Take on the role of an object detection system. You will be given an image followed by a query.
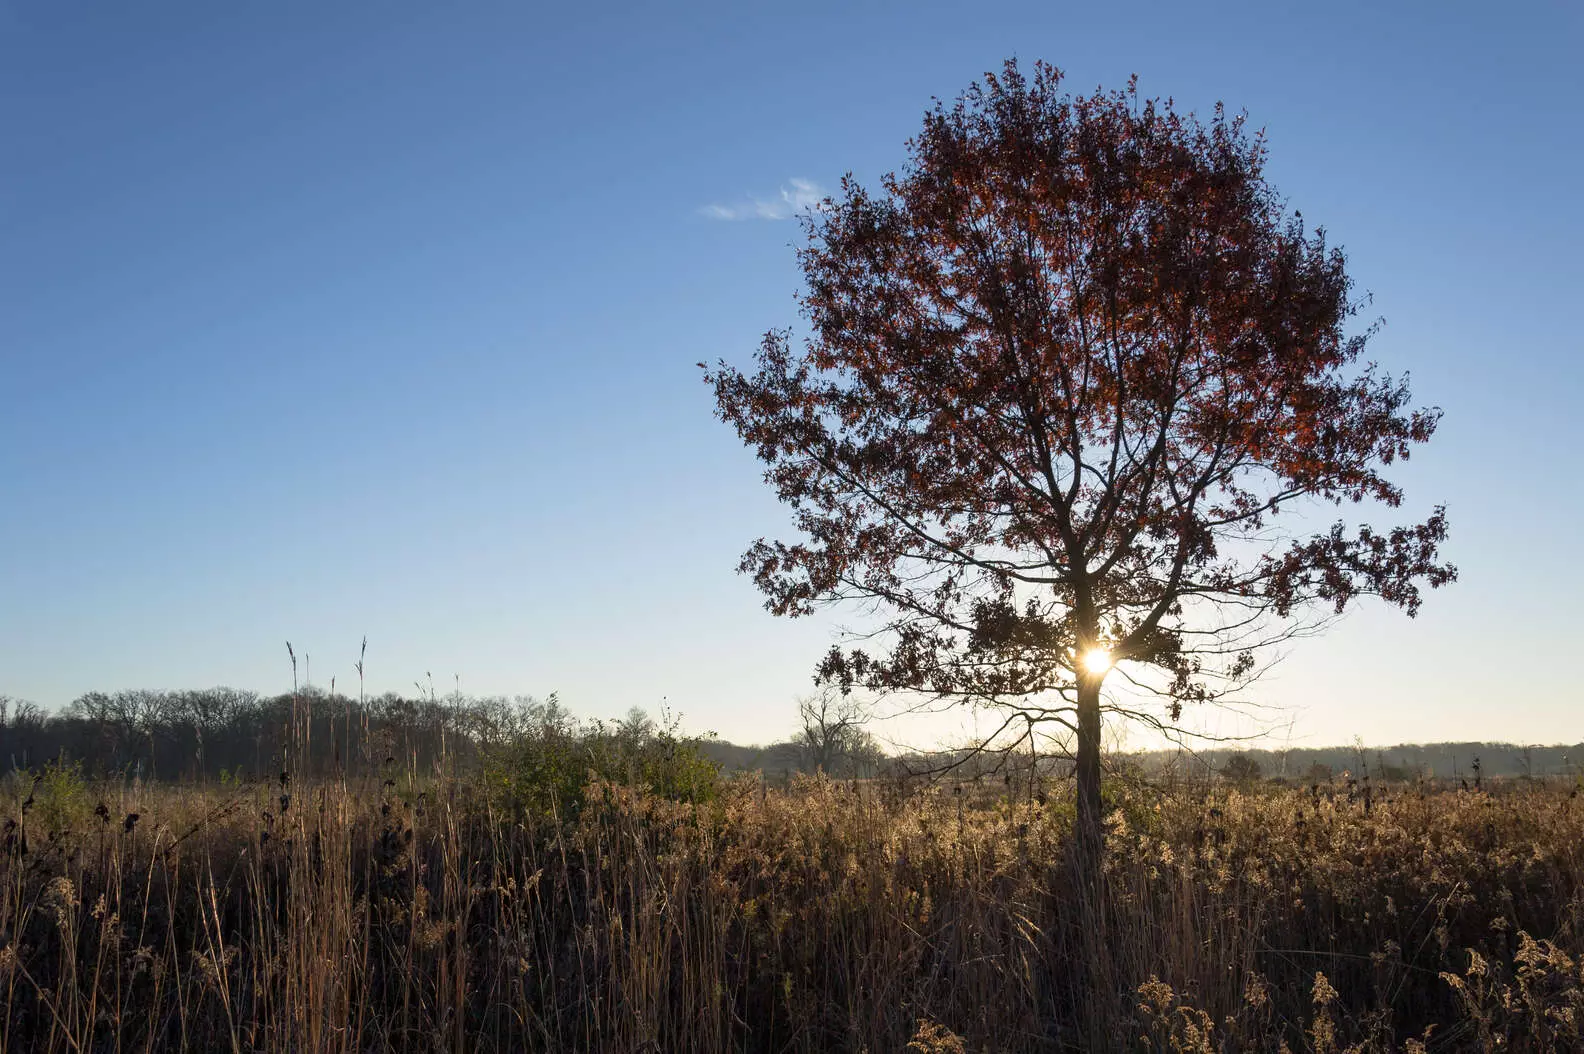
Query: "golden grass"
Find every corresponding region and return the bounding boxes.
[1,768,1580,1051]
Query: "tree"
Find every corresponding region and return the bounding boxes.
[1220,752,1262,784]
[706,61,1454,871]
[796,688,877,775]
[616,707,657,742]
[0,696,45,731]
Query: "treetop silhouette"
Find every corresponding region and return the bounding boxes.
[706,60,1454,857]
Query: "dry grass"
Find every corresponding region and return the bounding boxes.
[0,767,1580,1052]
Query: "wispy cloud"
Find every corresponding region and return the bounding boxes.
[700,178,826,221]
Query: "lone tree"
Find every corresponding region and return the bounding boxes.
[796,687,877,776]
[1220,752,1263,785]
[706,61,1453,865]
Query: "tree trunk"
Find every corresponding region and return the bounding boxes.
[1073,671,1110,1040]
[1074,674,1103,876]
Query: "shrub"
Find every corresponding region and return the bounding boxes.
[33,754,92,832]
[480,703,720,819]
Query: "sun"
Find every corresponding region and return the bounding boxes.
[1080,648,1113,675]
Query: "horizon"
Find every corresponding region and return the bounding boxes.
[5,1,1582,749]
[7,680,1583,756]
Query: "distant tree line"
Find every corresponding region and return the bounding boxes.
[1160,742,1584,784]
[0,688,573,782]
[3,689,1571,787]
[0,689,886,784]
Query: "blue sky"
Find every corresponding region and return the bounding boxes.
[3,0,1580,748]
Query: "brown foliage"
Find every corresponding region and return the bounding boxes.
[706,60,1453,854]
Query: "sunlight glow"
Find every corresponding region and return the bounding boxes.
[1081,648,1113,675]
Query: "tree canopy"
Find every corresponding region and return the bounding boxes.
[706,61,1454,852]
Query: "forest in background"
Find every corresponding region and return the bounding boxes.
[1,688,1575,785]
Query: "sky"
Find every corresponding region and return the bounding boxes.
[3,0,1581,750]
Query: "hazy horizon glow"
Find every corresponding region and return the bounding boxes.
[3,1,1581,749]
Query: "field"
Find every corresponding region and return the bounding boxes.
[2,760,1581,1052]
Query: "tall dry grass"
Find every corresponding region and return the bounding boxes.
[0,765,1580,1051]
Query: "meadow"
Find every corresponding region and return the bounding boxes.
[1,744,1580,1052]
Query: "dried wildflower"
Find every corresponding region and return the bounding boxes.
[906,1019,966,1054]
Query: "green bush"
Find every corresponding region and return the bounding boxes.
[586,709,721,804]
[479,702,720,820]
[36,755,92,833]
